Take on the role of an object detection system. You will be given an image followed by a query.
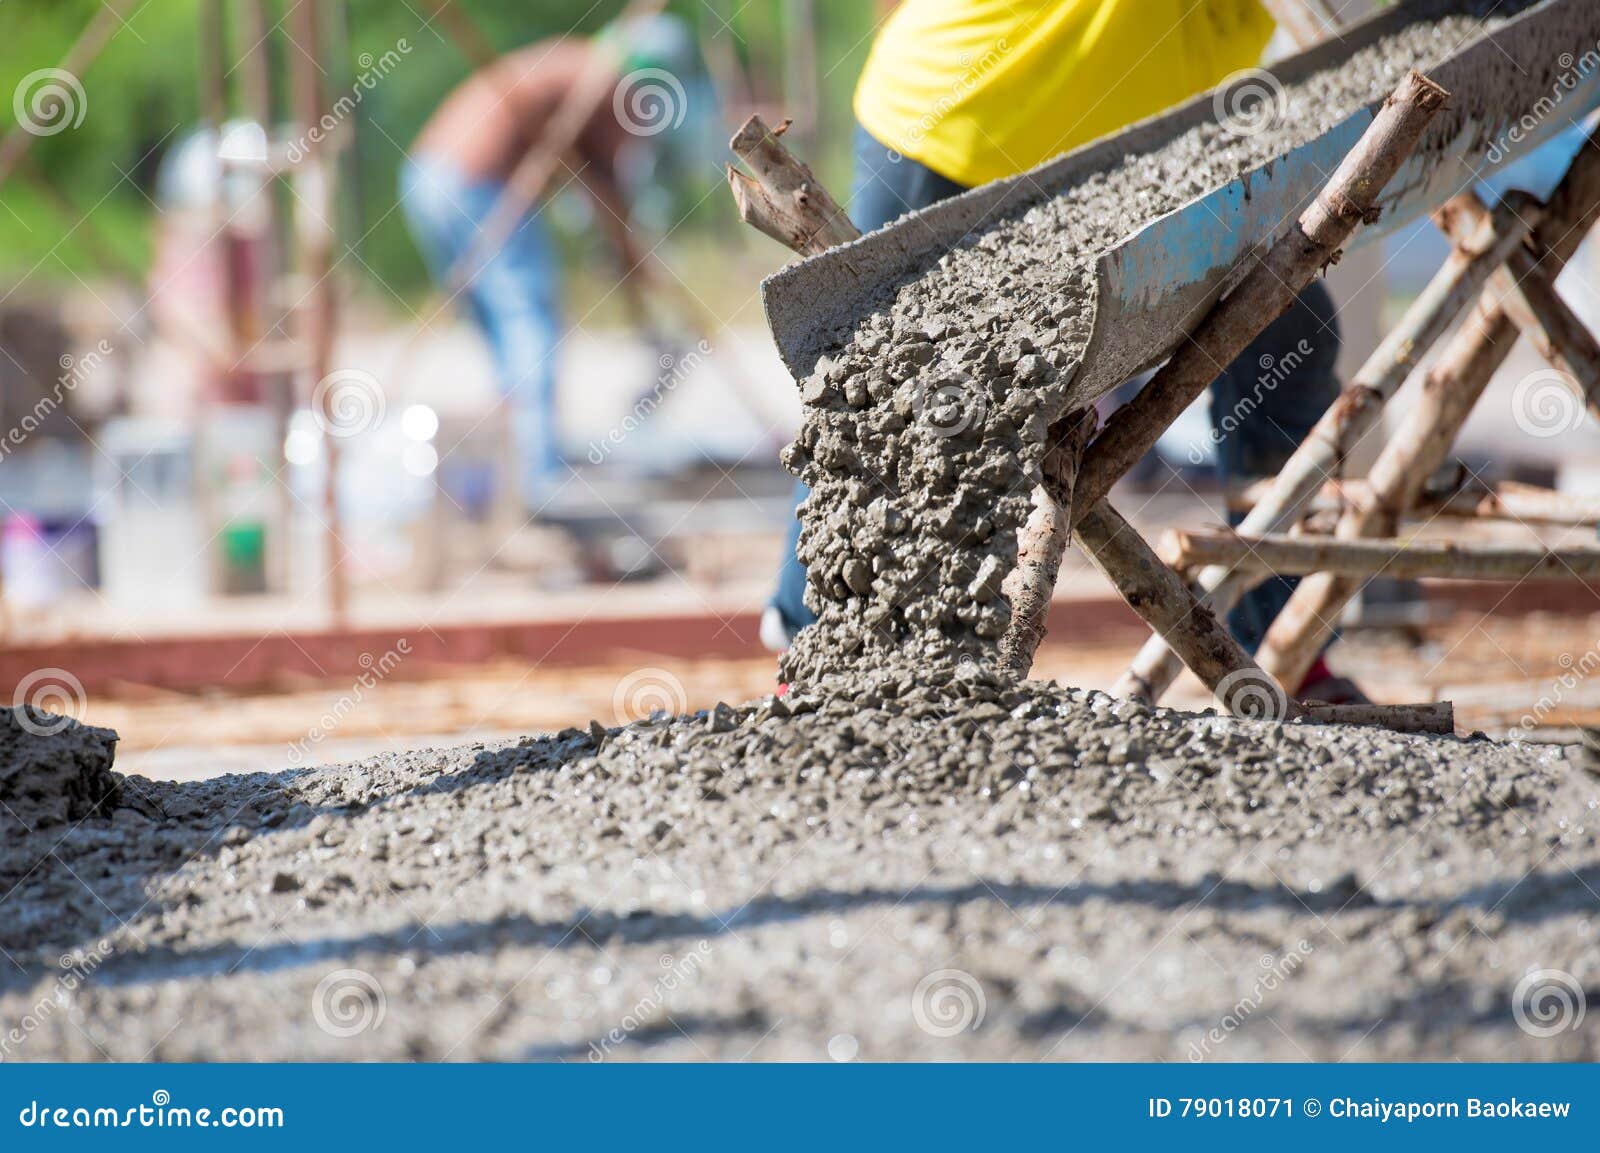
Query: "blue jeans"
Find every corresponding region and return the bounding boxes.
[771,126,1341,659]
[400,155,564,507]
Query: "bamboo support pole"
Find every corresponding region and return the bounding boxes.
[427,0,500,69]
[1071,71,1449,524]
[727,115,859,256]
[997,409,1097,674]
[1439,193,1600,414]
[1163,527,1600,582]
[1255,129,1600,688]
[1226,477,1600,529]
[1470,480,1600,527]
[0,0,141,188]
[291,0,348,624]
[1075,505,1303,720]
[1300,701,1454,735]
[1116,191,1532,702]
[780,0,821,152]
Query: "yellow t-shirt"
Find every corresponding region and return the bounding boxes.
[855,0,1275,188]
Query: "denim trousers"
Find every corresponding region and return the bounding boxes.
[400,155,565,507]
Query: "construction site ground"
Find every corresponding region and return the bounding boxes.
[89,603,1600,783]
[6,602,1599,1062]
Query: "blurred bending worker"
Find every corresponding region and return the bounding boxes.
[764,0,1359,702]
[401,19,689,510]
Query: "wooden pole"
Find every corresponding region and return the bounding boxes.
[997,408,1096,674]
[1301,700,1453,735]
[1163,527,1600,582]
[1255,128,1600,688]
[1116,191,1532,702]
[699,0,756,126]
[781,0,821,153]
[1075,504,1303,719]
[727,114,859,256]
[1070,70,1450,524]
[0,0,141,188]
[1436,191,1600,413]
[1226,476,1600,529]
[426,0,500,69]
[291,0,349,624]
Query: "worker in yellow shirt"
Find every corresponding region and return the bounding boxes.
[764,0,1358,701]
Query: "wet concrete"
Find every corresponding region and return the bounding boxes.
[1,707,119,833]
[2,680,1597,1060]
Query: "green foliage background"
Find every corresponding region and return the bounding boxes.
[0,0,875,300]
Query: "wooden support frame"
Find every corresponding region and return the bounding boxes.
[1071,70,1448,710]
[1255,128,1600,689]
[1117,191,1534,702]
[1075,504,1303,720]
[1443,194,1600,413]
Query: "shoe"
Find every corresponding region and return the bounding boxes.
[760,605,795,653]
